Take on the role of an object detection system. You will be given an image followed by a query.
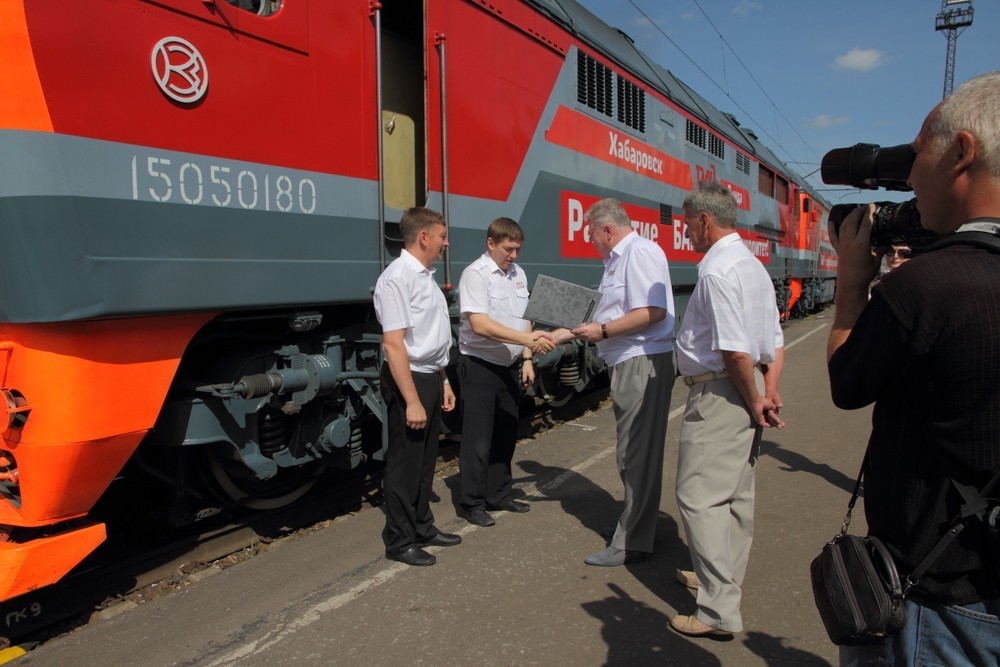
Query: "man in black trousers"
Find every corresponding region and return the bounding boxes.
[457,218,553,527]
[374,207,461,566]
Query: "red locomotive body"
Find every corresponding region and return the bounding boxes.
[0,0,832,608]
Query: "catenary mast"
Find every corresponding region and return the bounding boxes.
[935,0,974,99]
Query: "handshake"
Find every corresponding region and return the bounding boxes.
[525,330,556,356]
[520,326,587,356]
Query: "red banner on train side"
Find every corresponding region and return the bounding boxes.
[722,180,751,211]
[669,216,771,264]
[546,106,693,191]
[693,165,751,213]
[561,191,670,260]
[739,230,772,264]
[561,191,770,264]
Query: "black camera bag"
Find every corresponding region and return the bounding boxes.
[812,445,1000,646]
[811,532,906,645]
[810,460,907,646]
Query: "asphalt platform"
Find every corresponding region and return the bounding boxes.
[16,311,872,666]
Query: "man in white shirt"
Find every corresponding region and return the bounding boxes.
[556,198,676,566]
[373,207,459,567]
[457,218,554,527]
[670,181,785,638]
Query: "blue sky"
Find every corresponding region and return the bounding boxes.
[574,0,997,206]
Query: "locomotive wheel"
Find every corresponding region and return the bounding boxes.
[207,455,324,511]
[544,389,576,408]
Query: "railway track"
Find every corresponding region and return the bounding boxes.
[0,386,608,650]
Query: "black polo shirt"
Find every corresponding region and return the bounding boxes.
[829,239,1000,605]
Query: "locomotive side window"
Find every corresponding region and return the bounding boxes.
[149,0,302,47]
[225,0,281,16]
[775,174,789,204]
[758,164,775,197]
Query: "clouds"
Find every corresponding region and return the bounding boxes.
[811,114,849,129]
[831,48,885,72]
[733,1,763,17]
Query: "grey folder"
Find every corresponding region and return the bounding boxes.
[523,274,602,329]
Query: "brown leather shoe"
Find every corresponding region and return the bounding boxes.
[675,569,699,590]
[669,614,733,639]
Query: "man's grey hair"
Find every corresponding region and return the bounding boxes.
[585,198,632,228]
[930,70,1000,177]
[683,180,738,228]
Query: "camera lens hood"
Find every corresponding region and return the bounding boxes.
[821,143,915,191]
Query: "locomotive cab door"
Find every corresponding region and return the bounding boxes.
[378,0,426,212]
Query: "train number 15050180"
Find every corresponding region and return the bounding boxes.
[130,154,317,214]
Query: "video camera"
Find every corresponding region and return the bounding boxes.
[821,143,939,249]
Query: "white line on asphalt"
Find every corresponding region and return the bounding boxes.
[204,319,830,665]
[563,423,598,431]
[783,320,829,352]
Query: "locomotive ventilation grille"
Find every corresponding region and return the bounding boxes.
[577,51,613,117]
[686,119,726,161]
[659,204,673,226]
[577,51,646,133]
[736,151,752,175]
[616,77,646,133]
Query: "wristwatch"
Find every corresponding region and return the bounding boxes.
[601,323,608,339]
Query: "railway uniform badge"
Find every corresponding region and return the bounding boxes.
[151,36,209,104]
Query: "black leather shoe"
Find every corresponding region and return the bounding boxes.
[487,499,530,513]
[420,532,462,547]
[465,508,496,527]
[386,545,436,566]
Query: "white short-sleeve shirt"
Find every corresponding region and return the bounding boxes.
[458,253,531,366]
[592,231,676,367]
[373,249,451,373]
[675,232,783,376]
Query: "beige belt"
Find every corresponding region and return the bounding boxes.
[682,370,729,386]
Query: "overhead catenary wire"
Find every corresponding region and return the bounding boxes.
[624,0,824,177]
[690,0,822,163]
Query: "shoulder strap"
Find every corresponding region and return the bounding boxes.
[951,469,1000,522]
[925,230,1000,254]
[905,464,1000,592]
[838,452,867,536]
[847,446,1000,594]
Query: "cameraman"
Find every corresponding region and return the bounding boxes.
[827,71,1000,665]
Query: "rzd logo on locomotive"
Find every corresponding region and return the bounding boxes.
[151,37,209,104]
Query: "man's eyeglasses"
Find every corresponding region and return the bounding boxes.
[886,248,913,259]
